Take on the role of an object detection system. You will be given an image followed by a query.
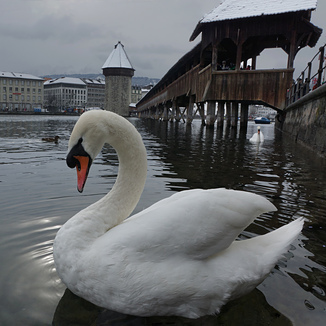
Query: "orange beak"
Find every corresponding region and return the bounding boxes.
[74,155,91,193]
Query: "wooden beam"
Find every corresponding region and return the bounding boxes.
[287,30,297,68]
[206,101,216,127]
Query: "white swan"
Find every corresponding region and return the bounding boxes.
[53,110,304,319]
[249,126,264,143]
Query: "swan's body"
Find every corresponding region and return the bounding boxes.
[53,110,303,318]
[249,126,264,143]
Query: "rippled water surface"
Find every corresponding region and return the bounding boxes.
[0,115,325,325]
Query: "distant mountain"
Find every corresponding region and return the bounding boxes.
[131,76,160,87]
[42,74,160,87]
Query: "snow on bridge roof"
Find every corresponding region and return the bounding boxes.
[201,0,318,23]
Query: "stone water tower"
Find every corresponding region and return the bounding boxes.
[102,41,134,116]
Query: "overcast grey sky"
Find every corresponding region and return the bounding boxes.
[0,0,325,79]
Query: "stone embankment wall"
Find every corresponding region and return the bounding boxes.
[277,84,326,157]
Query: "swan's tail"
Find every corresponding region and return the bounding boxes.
[245,217,304,273]
[259,217,304,253]
[222,217,304,302]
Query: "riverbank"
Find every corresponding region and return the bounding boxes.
[0,111,80,116]
[278,83,326,157]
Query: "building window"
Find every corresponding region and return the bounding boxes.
[27,81,30,86]
[38,96,41,101]
[15,87,18,92]
[9,87,12,92]
[27,95,30,101]
[9,79,13,85]
[15,95,19,100]
[3,87,6,92]
[15,80,19,86]
[22,95,24,101]
[3,79,6,85]
[21,88,24,92]
[21,80,24,86]
[32,81,36,86]
[27,88,30,93]
[3,94,6,100]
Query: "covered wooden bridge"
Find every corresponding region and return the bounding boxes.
[136,0,322,127]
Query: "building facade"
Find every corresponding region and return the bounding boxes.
[44,77,87,112]
[0,71,44,111]
[82,78,105,109]
[131,85,142,104]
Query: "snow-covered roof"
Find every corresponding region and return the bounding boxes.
[44,77,86,86]
[102,41,134,70]
[201,0,318,23]
[83,78,105,85]
[0,71,44,81]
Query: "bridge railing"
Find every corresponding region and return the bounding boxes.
[287,44,326,106]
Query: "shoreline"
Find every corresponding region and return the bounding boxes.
[0,111,80,116]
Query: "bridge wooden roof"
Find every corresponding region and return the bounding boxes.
[190,0,319,41]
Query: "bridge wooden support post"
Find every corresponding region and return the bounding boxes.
[163,103,169,121]
[225,102,231,127]
[217,101,225,128]
[187,95,195,124]
[176,105,181,122]
[206,101,216,127]
[151,107,155,119]
[231,102,238,128]
[171,100,176,122]
[212,42,219,71]
[240,103,249,133]
[197,102,206,125]
[155,105,160,120]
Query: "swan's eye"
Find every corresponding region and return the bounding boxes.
[66,138,86,169]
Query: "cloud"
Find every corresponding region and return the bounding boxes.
[0,0,324,78]
[0,14,103,43]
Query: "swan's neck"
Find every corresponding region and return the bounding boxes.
[57,118,147,250]
[94,137,147,228]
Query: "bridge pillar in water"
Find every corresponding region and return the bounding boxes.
[240,103,249,132]
[217,101,225,128]
[170,100,176,122]
[187,95,195,124]
[231,102,238,128]
[176,104,181,122]
[197,102,206,125]
[155,105,160,120]
[163,103,169,121]
[206,101,216,127]
[225,102,231,127]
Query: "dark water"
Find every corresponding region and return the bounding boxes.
[0,115,325,325]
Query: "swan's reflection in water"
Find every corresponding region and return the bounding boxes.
[53,288,292,326]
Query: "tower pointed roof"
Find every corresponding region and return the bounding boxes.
[102,41,134,70]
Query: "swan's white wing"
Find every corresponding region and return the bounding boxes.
[98,189,276,260]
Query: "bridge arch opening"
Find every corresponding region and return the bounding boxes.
[256,48,288,70]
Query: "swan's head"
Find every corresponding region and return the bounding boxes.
[66,111,110,193]
[257,126,261,134]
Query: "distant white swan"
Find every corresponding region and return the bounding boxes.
[250,126,264,143]
[53,110,303,319]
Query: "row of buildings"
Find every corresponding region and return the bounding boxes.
[0,71,151,113]
[0,69,275,119]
